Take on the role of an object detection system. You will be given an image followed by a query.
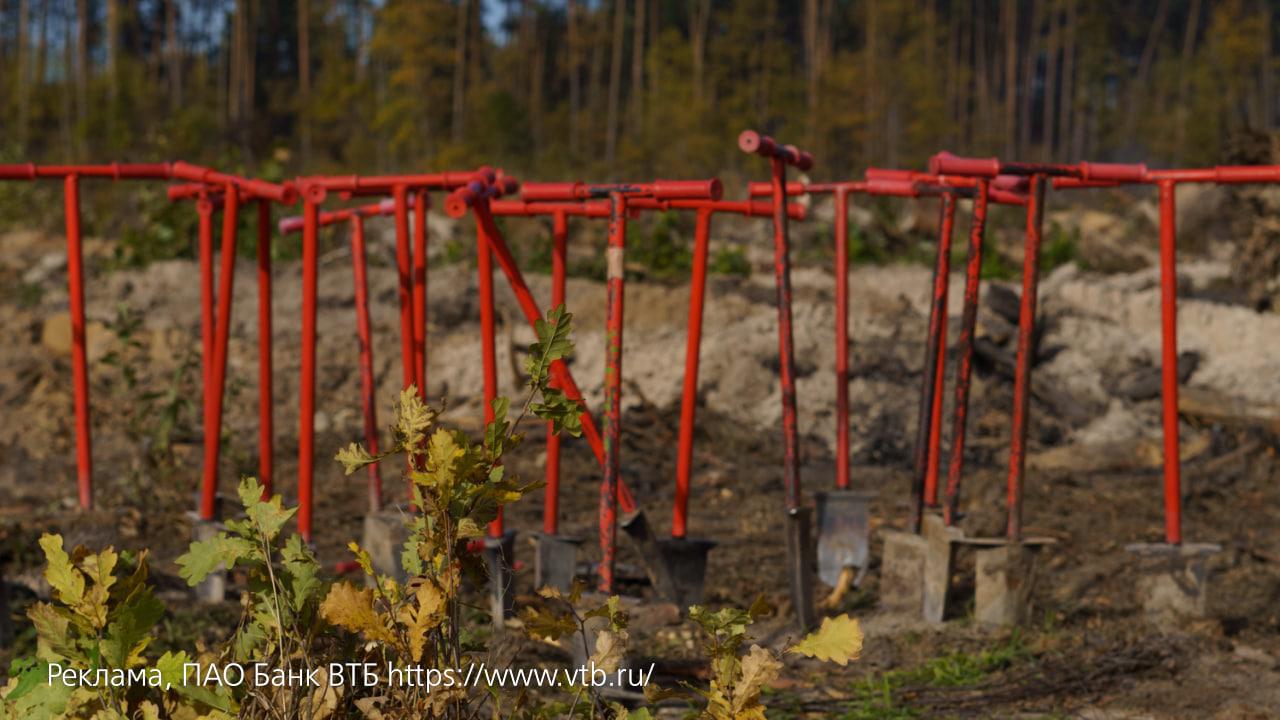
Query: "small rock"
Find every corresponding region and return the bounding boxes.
[42,313,110,360]
[1232,643,1277,669]
[314,411,331,434]
[22,251,67,285]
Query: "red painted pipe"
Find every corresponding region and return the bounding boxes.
[413,189,429,398]
[765,154,804,512]
[1006,175,1047,542]
[673,207,713,537]
[518,180,723,203]
[738,130,814,171]
[392,186,417,394]
[298,198,319,542]
[256,201,274,498]
[1158,180,1182,545]
[198,199,215,410]
[63,175,93,510]
[201,184,239,520]
[834,188,852,490]
[544,210,569,536]
[350,216,384,514]
[944,180,990,526]
[925,196,957,508]
[469,202,640,516]
[599,192,628,592]
[478,206,502,538]
[910,194,956,531]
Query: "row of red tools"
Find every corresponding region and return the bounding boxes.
[6,136,1275,628]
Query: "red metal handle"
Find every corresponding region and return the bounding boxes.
[521,182,585,202]
[989,188,1030,206]
[992,174,1031,192]
[1214,166,1280,183]
[865,178,919,197]
[747,181,807,197]
[445,185,480,218]
[652,179,723,201]
[864,168,916,182]
[929,151,1001,178]
[738,130,814,170]
[170,161,298,203]
[0,163,38,179]
[1080,161,1148,183]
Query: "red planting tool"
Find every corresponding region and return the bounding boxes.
[929,152,1145,542]
[748,173,1028,584]
[448,177,723,598]
[291,169,497,542]
[1053,162,1280,547]
[0,163,295,521]
[739,129,820,631]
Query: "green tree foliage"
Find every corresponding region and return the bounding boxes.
[0,1,1276,179]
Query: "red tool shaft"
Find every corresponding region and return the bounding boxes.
[198,200,215,408]
[478,206,502,538]
[598,193,628,592]
[201,185,239,520]
[926,196,957,508]
[392,186,417,393]
[413,189,429,398]
[944,180,990,526]
[64,175,93,510]
[470,203,640,516]
[769,154,803,513]
[1006,175,1047,542]
[298,199,319,541]
[1158,180,1182,545]
[910,194,956,530]
[673,208,713,537]
[834,188,852,490]
[256,201,274,498]
[544,210,569,535]
[350,216,384,513]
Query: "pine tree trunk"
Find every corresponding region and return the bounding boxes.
[690,0,711,106]
[1175,0,1201,162]
[629,0,644,135]
[568,0,580,153]
[1058,0,1076,159]
[17,0,31,146]
[1017,0,1041,157]
[604,0,626,171]
[1001,0,1017,158]
[1041,0,1060,160]
[451,0,469,143]
[864,0,879,164]
[298,0,311,163]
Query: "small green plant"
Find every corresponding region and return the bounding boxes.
[1041,222,1084,274]
[1,536,233,718]
[629,212,691,279]
[709,245,751,276]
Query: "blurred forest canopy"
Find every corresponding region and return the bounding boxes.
[0,0,1276,182]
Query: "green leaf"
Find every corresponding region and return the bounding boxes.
[38,534,84,607]
[787,613,863,666]
[335,442,387,476]
[236,476,266,508]
[176,534,255,586]
[531,388,584,437]
[245,491,296,542]
[519,606,578,642]
[396,386,437,448]
[280,534,323,613]
[101,588,164,668]
[525,305,574,387]
[156,651,235,712]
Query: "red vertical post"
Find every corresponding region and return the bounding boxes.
[925,195,956,506]
[201,184,239,520]
[351,216,384,514]
[544,210,569,536]
[64,174,93,510]
[911,193,956,531]
[198,198,215,421]
[256,201,274,498]
[392,185,417,392]
[298,197,319,542]
[673,207,713,538]
[598,192,627,593]
[1006,175,1047,542]
[1158,180,1182,545]
[478,210,501,538]
[770,157,802,513]
[413,189,429,398]
[944,180,989,526]
[834,188,851,490]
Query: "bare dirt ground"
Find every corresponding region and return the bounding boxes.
[2,191,1280,717]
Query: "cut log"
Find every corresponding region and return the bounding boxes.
[1178,386,1280,435]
